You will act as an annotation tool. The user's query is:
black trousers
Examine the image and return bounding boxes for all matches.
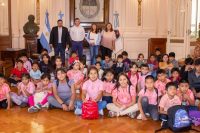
[0,99,8,109]
[100,46,112,60]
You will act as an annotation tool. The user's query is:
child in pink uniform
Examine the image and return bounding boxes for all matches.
[137,75,160,121]
[102,69,116,103]
[127,62,140,88]
[107,73,138,118]
[75,67,107,116]
[154,69,170,95]
[10,73,35,107]
[177,79,195,107]
[159,82,181,120]
[0,74,11,109]
[67,60,84,92]
[137,64,150,93]
[28,74,53,113]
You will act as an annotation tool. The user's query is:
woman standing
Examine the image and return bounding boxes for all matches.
[85,24,101,65]
[101,23,116,59]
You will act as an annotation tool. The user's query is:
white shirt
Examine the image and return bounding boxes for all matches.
[70,25,85,41]
[58,27,62,43]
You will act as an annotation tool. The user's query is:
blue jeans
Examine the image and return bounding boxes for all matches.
[47,96,70,109]
[90,45,99,65]
[102,96,113,104]
[55,43,65,64]
[71,41,83,59]
[76,100,107,111]
[141,96,159,121]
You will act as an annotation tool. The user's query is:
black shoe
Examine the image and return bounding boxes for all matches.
[20,102,28,108]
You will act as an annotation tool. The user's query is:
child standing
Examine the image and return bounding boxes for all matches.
[39,54,53,74]
[95,62,104,79]
[10,74,35,107]
[159,82,181,120]
[8,59,27,85]
[137,75,160,121]
[75,67,107,115]
[154,69,171,95]
[102,69,115,104]
[107,73,138,118]
[28,74,53,113]
[30,62,42,85]
[127,62,140,88]
[0,74,11,109]
[137,64,150,92]
[177,79,195,106]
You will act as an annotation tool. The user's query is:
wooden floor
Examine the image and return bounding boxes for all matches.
[0,107,199,133]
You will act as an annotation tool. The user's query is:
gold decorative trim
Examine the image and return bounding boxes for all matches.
[36,0,40,25]
[138,0,142,26]
[170,39,184,43]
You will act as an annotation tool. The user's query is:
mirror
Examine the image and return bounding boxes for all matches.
[0,0,9,36]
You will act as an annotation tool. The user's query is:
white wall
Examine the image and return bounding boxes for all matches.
[12,0,188,59]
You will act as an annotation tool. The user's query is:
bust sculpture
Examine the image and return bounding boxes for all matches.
[23,15,39,35]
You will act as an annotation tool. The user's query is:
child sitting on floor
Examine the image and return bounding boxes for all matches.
[10,73,35,107]
[95,62,104,79]
[112,54,125,78]
[30,62,42,85]
[107,73,138,118]
[18,54,32,72]
[169,67,181,85]
[122,51,131,71]
[102,54,113,70]
[75,67,107,116]
[137,64,150,92]
[0,74,11,109]
[39,54,53,74]
[28,74,53,113]
[127,62,140,88]
[136,53,146,68]
[147,54,158,78]
[68,51,79,66]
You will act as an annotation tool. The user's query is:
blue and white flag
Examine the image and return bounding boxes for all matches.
[40,10,51,53]
[58,11,64,20]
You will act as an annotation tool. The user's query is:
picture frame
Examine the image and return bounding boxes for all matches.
[70,0,110,29]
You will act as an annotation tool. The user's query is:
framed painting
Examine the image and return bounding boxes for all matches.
[70,0,110,28]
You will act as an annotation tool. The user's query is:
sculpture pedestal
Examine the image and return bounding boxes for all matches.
[23,34,38,58]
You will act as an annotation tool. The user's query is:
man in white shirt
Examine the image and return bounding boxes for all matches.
[70,18,85,58]
[50,20,70,65]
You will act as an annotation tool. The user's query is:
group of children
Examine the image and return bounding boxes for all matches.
[0,48,200,123]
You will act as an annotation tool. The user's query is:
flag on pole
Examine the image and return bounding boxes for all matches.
[58,11,64,20]
[40,10,51,53]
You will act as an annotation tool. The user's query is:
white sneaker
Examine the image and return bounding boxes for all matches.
[99,110,104,116]
[74,108,82,115]
[145,113,150,117]
[137,113,142,120]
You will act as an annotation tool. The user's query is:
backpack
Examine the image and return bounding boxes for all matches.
[155,105,200,133]
[82,99,99,119]
[189,110,200,126]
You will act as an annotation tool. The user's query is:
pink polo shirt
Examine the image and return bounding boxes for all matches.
[82,79,104,101]
[138,72,150,90]
[154,79,171,95]
[103,81,115,94]
[177,89,195,106]
[129,73,140,88]
[17,81,35,96]
[67,70,84,83]
[138,88,161,105]
[159,94,181,112]
[112,85,136,105]
[0,83,10,101]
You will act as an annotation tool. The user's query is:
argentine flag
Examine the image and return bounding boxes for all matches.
[40,11,51,53]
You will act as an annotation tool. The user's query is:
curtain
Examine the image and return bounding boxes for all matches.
[0,0,9,35]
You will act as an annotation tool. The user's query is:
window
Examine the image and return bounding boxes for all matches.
[191,0,200,38]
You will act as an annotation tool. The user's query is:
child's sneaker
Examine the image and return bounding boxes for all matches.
[28,106,39,113]
[137,113,142,120]
[35,103,42,109]
[145,113,150,117]
[108,111,118,118]
[99,110,104,116]
[74,108,82,115]
[127,112,136,119]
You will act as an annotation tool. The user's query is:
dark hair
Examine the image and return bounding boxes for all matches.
[162,54,169,63]
[138,53,144,59]
[41,48,48,53]
[155,48,161,52]
[171,67,180,74]
[42,54,50,61]
[95,61,101,66]
[96,55,102,59]
[149,54,156,58]
[69,60,80,70]
[145,75,155,81]
[194,58,200,66]
[105,54,111,58]
[117,54,123,59]
[55,56,62,62]
[129,62,138,68]
[105,23,113,32]
[70,51,77,57]
[90,23,98,34]
[56,68,66,74]
[0,73,5,79]
[21,73,31,79]
[32,62,39,66]
[166,82,177,90]
[157,69,166,75]
[102,69,115,82]
[16,59,24,64]
[41,73,51,80]
[121,51,128,56]
[57,19,63,23]
[179,79,189,84]
[185,58,193,65]
[140,64,149,69]
[75,18,80,21]
[114,72,132,91]
[87,66,99,77]
[169,52,175,57]
[79,58,86,65]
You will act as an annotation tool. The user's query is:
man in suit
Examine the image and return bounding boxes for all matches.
[50,19,70,65]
